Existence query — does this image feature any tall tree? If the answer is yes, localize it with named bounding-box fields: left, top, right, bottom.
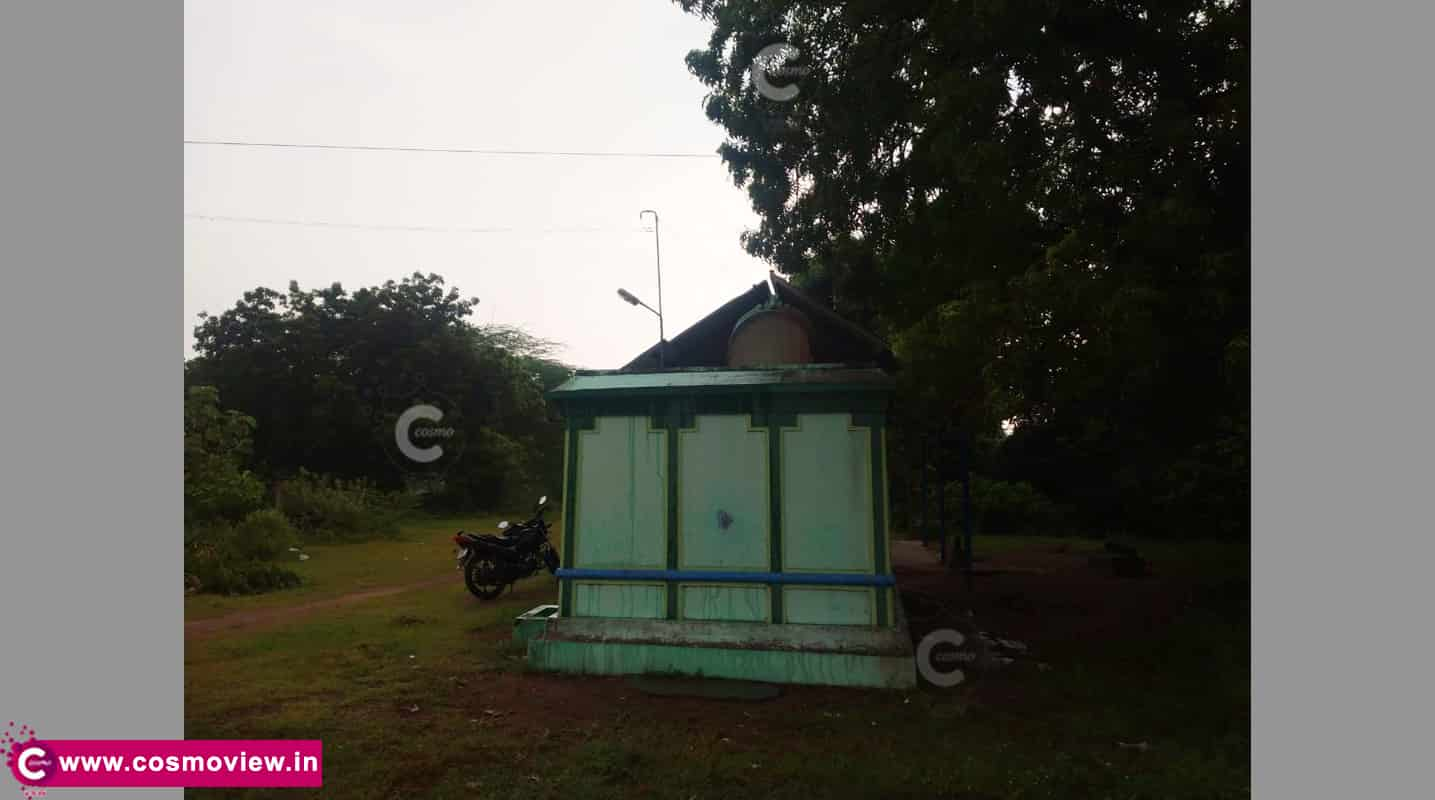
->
left=186, top=273, right=570, bottom=509
left=678, top=0, right=1249, bottom=536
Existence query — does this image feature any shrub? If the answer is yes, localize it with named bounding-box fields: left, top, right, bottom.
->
left=276, top=470, right=415, bottom=541
left=230, top=508, right=299, bottom=560
left=184, top=386, right=266, bottom=525
left=946, top=474, right=1068, bottom=535
left=422, top=427, right=534, bottom=512
left=187, top=559, right=303, bottom=596
left=184, top=509, right=301, bottom=595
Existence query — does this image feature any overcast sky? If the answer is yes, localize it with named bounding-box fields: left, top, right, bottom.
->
left=184, top=0, right=768, bottom=369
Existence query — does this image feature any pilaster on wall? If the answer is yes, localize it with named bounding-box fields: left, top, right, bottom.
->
left=558, top=392, right=892, bottom=627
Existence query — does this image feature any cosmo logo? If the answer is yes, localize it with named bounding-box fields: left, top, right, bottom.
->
left=750, top=43, right=808, bottom=101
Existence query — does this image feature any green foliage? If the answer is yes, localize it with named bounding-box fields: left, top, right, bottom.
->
left=184, top=386, right=266, bottom=525
left=947, top=474, right=1067, bottom=536
left=182, top=275, right=569, bottom=593
left=184, top=387, right=304, bottom=594
left=424, top=427, right=532, bottom=512
left=186, top=273, right=568, bottom=511
left=185, top=509, right=302, bottom=595
left=230, top=508, right=300, bottom=561
left=677, top=0, right=1249, bottom=538
left=276, top=470, right=416, bottom=541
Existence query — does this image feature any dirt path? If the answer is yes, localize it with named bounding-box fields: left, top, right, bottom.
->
left=185, top=574, right=456, bottom=639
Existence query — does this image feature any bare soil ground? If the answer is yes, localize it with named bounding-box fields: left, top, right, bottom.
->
left=184, top=574, right=456, bottom=639
left=892, top=539, right=1196, bottom=646
left=425, top=539, right=1214, bottom=733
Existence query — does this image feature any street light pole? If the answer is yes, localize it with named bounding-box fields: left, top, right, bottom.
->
left=639, top=209, right=664, bottom=367
left=616, top=287, right=664, bottom=368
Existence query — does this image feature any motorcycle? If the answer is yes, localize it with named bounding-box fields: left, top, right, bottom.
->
left=452, top=495, right=560, bottom=600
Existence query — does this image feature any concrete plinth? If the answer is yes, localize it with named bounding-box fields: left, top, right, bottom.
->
left=526, top=614, right=916, bottom=690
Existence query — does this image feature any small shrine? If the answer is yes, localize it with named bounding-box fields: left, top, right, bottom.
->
left=526, top=273, right=915, bottom=688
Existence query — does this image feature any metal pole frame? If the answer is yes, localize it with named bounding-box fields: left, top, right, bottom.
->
left=957, top=429, right=974, bottom=590
left=938, top=441, right=949, bottom=566
left=919, top=434, right=929, bottom=547
left=639, top=210, right=664, bottom=368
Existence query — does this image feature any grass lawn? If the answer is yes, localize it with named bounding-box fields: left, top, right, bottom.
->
left=185, top=519, right=1249, bottom=799
left=184, top=515, right=517, bottom=620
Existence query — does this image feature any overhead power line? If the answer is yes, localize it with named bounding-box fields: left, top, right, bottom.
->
left=184, top=213, right=648, bottom=235
left=184, top=213, right=743, bottom=236
left=184, top=138, right=722, bottom=159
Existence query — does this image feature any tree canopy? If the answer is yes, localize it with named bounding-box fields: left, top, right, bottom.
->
left=186, top=273, right=568, bottom=510
left=678, top=0, right=1249, bottom=537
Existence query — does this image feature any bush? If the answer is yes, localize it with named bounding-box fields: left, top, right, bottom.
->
left=185, top=509, right=301, bottom=595
left=184, top=386, right=266, bottom=525
left=422, top=427, right=536, bottom=512
left=946, top=474, right=1068, bottom=535
left=230, top=508, right=299, bottom=560
left=187, top=560, right=303, bottom=596
left=276, top=470, right=415, bottom=541
left=190, top=557, right=302, bottom=594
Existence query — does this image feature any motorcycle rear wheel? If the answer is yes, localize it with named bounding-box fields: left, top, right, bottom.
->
left=463, top=557, right=507, bottom=600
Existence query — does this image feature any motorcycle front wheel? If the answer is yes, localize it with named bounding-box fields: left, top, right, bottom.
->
left=463, top=557, right=507, bottom=600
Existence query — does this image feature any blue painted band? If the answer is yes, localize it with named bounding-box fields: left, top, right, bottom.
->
left=555, top=568, right=895, bottom=587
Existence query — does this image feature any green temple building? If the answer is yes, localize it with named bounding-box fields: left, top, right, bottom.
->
left=525, top=273, right=916, bottom=689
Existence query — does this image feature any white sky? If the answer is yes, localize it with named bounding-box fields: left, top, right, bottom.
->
left=184, top=0, right=768, bottom=369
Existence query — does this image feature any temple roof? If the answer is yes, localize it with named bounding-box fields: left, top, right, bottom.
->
left=620, top=272, right=895, bottom=372
left=549, top=364, right=894, bottom=399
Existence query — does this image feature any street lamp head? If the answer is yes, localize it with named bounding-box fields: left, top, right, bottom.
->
left=617, top=288, right=641, bottom=306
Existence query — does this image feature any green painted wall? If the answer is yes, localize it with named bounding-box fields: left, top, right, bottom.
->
left=780, top=413, right=875, bottom=574
left=679, top=584, right=770, bottom=622
left=573, top=582, right=666, bottom=619
left=574, top=416, right=667, bottom=569
left=783, top=586, right=875, bottom=625
left=678, top=414, right=769, bottom=571
left=560, top=403, right=892, bottom=629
